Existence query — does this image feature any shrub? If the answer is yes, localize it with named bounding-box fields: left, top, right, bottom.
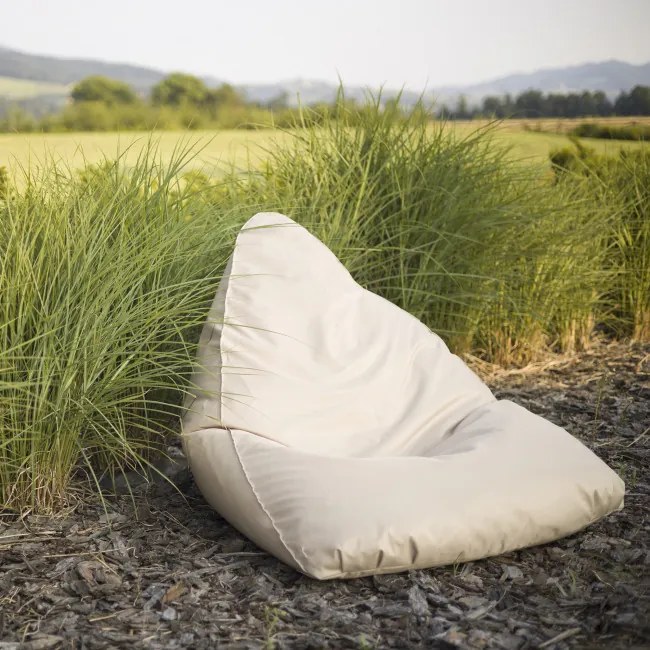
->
left=71, top=76, right=138, bottom=105
left=611, top=151, right=650, bottom=340
left=151, top=73, right=209, bottom=107
left=0, top=146, right=245, bottom=511
left=61, top=101, right=116, bottom=131
left=0, top=107, right=37, bottom=133
left=550, top=145, right=650, bottom=341
left=549, top=138, right=602, bottom=175
left=570, top=122, right=650, bottom=141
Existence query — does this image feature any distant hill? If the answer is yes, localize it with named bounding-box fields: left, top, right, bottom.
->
left=432, top=60, right=650, bottom=106
left=1, top=45, right=649, bottom=112
left=0, top=45, right=167, bottom=90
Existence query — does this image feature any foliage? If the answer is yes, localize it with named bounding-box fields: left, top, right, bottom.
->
left=2, top=102, right=648, bottom=512
left=0, top=79, right=435, bottom=133
left=614, top=85, right=650, bottom=116
left=0, top=106, right=37, bottom=132
left=0, top=146, right=245, bottom=511
left=0, top=164, right=8, bottom=198
left=8, top=72, right=650, bottom=135
left=551, top=145, right=650, bottom=340
left=549, top=138, right=601, bottom=174
left=71, top=75, right=138, bottom=105
left=570, top=122, right=650, bottom=141
left=224, top=99, right=612, bottom=363
left=448, top=87, right=650, bottom=120
left=610, top=150, right=650, bottom=340
left=0, top=73, right=302, bottom=132
left=151, top=73, right=210, bottom=107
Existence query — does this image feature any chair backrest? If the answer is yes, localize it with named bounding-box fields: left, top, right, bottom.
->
left=183, top=213, right=494, bottom=458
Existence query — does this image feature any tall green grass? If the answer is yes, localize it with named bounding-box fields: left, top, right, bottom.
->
left=551, top=144, right=650, bottom=341
left=570, top=122, right=650, bottom=142
left=612, top=151, right=650, bottom=341
left=233, top=100, right=613, bottom=364
left=2, top=103, right=647, bottom=513
left=0, top=146, right=242, bottom=511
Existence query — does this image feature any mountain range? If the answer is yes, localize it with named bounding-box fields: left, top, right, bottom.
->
left=1, top=45, right=649, bottom=113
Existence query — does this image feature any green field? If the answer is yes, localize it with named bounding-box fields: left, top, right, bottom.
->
left=1, top=124, right=647, bottom=174
left=0, top=75, right=70, bottom=99
left=0, top=129, right=290, bottom=175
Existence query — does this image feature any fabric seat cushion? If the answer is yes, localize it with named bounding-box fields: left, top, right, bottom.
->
left=182, top=212, right=624, bottom=579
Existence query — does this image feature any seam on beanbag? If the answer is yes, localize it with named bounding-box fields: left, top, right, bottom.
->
left=229, top=430, right=309, bottom=576
left=217, top=247, right=240, bottom=425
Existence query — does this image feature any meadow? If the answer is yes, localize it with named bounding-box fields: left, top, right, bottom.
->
left=0, top=128, right=290, bottom=176
left=1, top=116, right=649, bottom=174
left=1, top=106, right=649, bottom=512
left=0, top=75, right=70, bottom=99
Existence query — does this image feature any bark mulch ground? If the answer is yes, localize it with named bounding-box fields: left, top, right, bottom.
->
left=1, top=341, right=648, bottom=649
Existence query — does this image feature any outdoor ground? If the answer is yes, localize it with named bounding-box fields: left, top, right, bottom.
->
left=1, top=118, right=649, bottom=175
left=1, top=340, right=647, bottom=650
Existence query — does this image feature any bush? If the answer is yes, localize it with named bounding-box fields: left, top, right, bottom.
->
left=61, top=101, right=117, bottom=131
left=549, top=138, right=602, bottom=175
left=550, top=145, right=650, bottom=341
left=18, top=101, right=292, bottom=133
left=71, top=76, right=138, bottom=105
left=610, top=151, right=650, bottom=340
left=570, top=122, right=650, bottom=141
left=0, top=107, right=37, bottom=133
left=0, top=146, right=246, bottom=511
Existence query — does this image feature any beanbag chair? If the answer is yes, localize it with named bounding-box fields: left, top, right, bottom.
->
left=182, top=212, right=624, bottom=580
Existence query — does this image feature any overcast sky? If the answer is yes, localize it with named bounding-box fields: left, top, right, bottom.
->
left=1, top=0, right=649, bottom=89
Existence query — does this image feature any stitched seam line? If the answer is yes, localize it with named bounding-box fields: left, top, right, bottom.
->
left=229, top=430, right=309, bottom=575
left=219, top=216, right=308, bottom=575
left=217, top=251, right=239, bottom=424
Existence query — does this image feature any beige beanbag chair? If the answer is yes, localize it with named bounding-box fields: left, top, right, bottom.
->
left=182, top=212, right=624, bottom=580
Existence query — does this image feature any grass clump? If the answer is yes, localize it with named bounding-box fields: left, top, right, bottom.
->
left=611, top=151, right=650, bottom=340
left=551, top=145, right=650, bottom=341
left=234, top=99, right=612, bottom=364
left=570, top=122, right=650, bottom=142
left=0, top=146, right=242, bottom=512
left=0, top=165, right=9, bottom=199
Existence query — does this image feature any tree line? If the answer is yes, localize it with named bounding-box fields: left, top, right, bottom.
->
left=443, top=86, right=650, bottom=119
left=1, top=73, right=650, bottom=133
left=0, top=73, right=300, bottom=132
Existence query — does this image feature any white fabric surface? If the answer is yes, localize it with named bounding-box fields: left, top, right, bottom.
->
left=182, top=212, right=625, bottom=579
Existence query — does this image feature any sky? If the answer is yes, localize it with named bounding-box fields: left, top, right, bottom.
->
left=1, top=0, right=649, bottom=89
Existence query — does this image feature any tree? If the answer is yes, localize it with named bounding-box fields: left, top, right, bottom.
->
left=453, top=95, right=470, bottom=119
left=62, top=101, right=114, bottom=131
left=592, top=91, right=613, bottom=117
left=615, top=86, right=650, bottom=116
left=151, top=73, right=208, bottom=107
left=515, top=90, right=545, bottom=118
left=482, top=96, right=505, bottom=118
left=545, top=93, right=568, bottom=117
left=209, top=84, right=244, bottom=107
left=71, top=76, right=137, bottom=105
